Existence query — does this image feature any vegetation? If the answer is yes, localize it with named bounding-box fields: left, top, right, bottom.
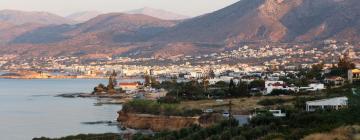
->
left=269, top=89, right=295, bottom=96
left=159, top=79, right=260, bottom=101
left=122, top=99, right=202, bottom=117
left=302, top=125, right=360, bottom=140
left=93, top=71, right=122, bottom=94
left=144, top=74, right=160, bottom=88
left=33, top=133, right=121, bottom=140
left=257, top=98, right=287, bottom=106
left=132, top=84, right=360, bottom=140
left=132, top=119, right=239, bottom=140
left=325, top=56, right=355, bottom=79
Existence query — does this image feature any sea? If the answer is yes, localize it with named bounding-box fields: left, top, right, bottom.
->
left=0, top=77, right=124, bottom=140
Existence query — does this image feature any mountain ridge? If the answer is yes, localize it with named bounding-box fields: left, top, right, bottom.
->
left=1, top=0, right=360, bottom=59
left=0, top=9, right=74, bottom=25
left=66, top=11, right=103, bottom=23
left=126, top=7, right=189, bottom=20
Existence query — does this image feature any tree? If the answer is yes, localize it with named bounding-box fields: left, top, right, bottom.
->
left=229, top=79, right=236, bottom=90
left=306, top=63, right=324, bottom=80
left=209, top=69, right=216, bottom=79
left=326, top=56, right=355, bottom=78
left=335, top=56, right=356, bottom=78
left=93, top=83, right=106, bottom=94
left=229, top=79, right=236, bottom=97
left=144, top=75, right=151, bottom=87
left=150, top=77, right=160, bottom=89
left=338, top=56, right=355, bottom=71
left=202, top=77, right=210, bottom=93
left=249, top=80, right=265, bottom=90
left=235, top=81, right=249, bottom=97
left=107, top=76, right=115, bottom=90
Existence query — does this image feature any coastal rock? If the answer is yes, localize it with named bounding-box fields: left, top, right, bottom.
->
left=117, top=111, right=200, bottom=131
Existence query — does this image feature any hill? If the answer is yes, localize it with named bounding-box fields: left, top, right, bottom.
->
left=2, top=13, right=177, bottom=58
left=0, top=10, right=74, bottom=25
left=11, top=13, right=177, bottom=44
left=126, top=7, right=189, bottom=20
left=66, top=11, right=103, bottom=23
left=2, top=0, right=360, bottom=58
left=154, top=0, right=360, bottom=44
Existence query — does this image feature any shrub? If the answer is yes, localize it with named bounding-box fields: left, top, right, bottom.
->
left=258, top=98, right=286, bottom=106
left=33, top=133, right=121, bottom=140
left=270, top=89, right=295, bottom=96
left=157, top=96, right=180, bottom=104
left=123, top=99, right=202, bottom=116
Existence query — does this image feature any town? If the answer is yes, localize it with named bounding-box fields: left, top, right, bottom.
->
left=0, top=40, right=359, bottom=80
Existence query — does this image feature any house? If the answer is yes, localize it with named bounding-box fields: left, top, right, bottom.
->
left=348, top=69, right=360, bottom=84
left=119, top=82, right=139, bottom=91
left=306, top=97, right=348, bottom=112
left=324, top=76, right=345, bottom=87
left=209, top=77, right=238, bottom=85
left=269, top=110, right=286, bottom=117
left=309, top=83, right=325, bottom=91
left=300, top=83, right=325, bottom=92
left=189, top=71, right=207, bottom=79
left=250, top=109, right=286, bottom=119
left=265, top=81, right=285, bottom=95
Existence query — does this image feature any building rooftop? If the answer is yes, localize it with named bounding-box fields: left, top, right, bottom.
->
left=306, top=97, right=348, bottom=106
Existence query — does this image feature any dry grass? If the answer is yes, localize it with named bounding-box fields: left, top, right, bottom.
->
left=179, top=96, right=295, bottom=114
left=303, top=125, right=360, bottom=140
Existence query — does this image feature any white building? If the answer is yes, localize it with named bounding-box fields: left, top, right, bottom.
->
left=265, top=81, right=285, bottom=95
left=309, top=83, right=325, bottom=91
left=306, top=97, right=348, bottom=112
left=209, top=77, right=238, bottom=85
left=269, top=110, right=286, bottom=117
left=189, top=71, right=207, bottom=79
left=300, top=83, right=325, bottom=92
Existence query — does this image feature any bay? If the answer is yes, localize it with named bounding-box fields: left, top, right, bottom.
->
left=0, top=79, right=123, bottom=140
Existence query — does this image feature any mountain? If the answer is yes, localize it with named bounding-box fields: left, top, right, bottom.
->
left=11, top=13, right=177, bottom=44
left=4, top=13, right=177, bottom=58
left=153, top=0, right=360, bottom=45
left=0, top=23, right=44, bottom=44
left=0, top=10, right=74, bottom=25
left=66, top=11, right=103, bottom=23
left=126, top=7, right=189, bottom=20
left=2, top=0, right=360, bottom=58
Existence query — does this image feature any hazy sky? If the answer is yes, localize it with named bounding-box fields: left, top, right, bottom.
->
left=0, top=0, right=239, bottom=17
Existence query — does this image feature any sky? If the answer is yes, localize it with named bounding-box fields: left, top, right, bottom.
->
left=0, top=0, right=239, bottom=17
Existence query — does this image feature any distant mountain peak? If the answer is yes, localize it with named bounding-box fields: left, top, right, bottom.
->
left=66, top=11, right=103, bottom=23
left=126, top=7, right=189, bottom=20
left=0, top=9, right=74, bottom=25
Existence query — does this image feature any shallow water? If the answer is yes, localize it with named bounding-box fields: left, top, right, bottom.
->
left=0, top=79, right=123, bottom=140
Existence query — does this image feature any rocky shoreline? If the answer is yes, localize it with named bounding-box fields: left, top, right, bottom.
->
left=56, top=93, right=131, bottom=105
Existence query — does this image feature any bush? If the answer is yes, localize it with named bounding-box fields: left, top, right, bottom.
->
left=258, top=98, right=287, bottom=106
left=157, top=96, right=180, bottom=104
left=123, top=99, right=202, bottom=116
left=269, top=89, right=295, bottom=96
left=33, top=133, right=121, bottom=140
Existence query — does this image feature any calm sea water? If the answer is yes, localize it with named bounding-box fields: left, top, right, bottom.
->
left=0, top=78, right=123, bottom=140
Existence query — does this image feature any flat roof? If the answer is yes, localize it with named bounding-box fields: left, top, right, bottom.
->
left=306, top=97, right=348, bottom=106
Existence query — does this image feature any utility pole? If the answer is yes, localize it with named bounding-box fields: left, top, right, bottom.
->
left=228, top=100, right=233, bottom=139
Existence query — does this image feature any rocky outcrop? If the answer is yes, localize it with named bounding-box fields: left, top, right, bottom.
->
left=117, top=111, right=199, bottom=131
left=117, top=111, right=222, bottom=131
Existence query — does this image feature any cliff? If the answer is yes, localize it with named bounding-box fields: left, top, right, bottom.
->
left=117, top=111, right=222, bottom=131
left=117, top=111, right=199, bottom=131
